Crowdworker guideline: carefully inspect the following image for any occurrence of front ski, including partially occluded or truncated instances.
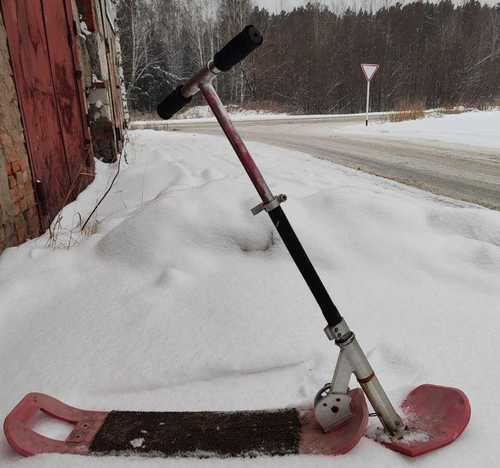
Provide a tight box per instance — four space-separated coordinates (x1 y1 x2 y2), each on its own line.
368 384 471 457
4 390 368 458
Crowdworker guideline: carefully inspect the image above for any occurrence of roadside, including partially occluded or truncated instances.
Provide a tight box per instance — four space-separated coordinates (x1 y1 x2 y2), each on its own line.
134 110 500 211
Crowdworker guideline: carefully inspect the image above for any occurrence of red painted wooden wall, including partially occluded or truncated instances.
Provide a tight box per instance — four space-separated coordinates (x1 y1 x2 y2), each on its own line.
1 0 94 228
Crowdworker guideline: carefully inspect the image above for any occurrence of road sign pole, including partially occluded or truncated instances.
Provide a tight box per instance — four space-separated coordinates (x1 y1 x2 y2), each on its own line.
361 64 379 127
365 80 370 126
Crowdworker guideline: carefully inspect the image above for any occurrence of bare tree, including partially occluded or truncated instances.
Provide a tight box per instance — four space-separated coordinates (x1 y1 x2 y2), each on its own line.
118 0 500 114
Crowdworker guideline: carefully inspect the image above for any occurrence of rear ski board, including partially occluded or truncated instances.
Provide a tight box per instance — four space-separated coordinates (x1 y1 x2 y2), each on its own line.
370 384 471 457
4 390 368 458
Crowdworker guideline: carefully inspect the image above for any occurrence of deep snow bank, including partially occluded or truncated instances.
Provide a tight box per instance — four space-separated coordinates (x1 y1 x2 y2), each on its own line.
0 130 499 468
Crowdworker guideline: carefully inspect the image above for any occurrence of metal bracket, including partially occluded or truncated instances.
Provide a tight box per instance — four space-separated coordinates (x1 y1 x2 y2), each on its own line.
314 346 354 432
207 60 222 75
314 319 406 437
251 194 287 216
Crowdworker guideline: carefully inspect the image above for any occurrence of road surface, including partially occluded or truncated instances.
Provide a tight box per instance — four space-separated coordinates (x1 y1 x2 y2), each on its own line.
132 117 500 210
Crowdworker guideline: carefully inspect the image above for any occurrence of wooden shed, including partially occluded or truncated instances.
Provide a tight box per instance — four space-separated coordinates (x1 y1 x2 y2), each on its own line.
0 0 126 253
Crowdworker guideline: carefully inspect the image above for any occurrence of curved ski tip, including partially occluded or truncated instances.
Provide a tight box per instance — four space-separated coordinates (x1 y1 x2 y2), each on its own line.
370 383 471 457
4 393 50 457
4 393 107 457
299 388 368 456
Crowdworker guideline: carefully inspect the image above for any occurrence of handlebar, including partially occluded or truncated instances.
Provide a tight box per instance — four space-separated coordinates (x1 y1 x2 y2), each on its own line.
157 25 263 120
213 25 263 72
157 86 192 120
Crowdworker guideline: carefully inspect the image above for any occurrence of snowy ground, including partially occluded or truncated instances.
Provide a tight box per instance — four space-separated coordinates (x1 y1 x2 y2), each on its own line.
177 105 288 120
1 129 499 467
338 109 500 151
132 105 393 127
133 105 289 125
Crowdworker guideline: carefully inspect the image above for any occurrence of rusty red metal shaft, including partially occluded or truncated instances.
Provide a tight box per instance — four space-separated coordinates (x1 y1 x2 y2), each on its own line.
199 83 275 204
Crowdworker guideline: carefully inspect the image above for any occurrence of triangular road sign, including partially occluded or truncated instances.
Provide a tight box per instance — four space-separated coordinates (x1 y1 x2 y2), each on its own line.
361 64 379 81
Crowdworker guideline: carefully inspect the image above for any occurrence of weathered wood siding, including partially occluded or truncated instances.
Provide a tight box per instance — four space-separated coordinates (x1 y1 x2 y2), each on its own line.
0 8 40 250
1 0 94 229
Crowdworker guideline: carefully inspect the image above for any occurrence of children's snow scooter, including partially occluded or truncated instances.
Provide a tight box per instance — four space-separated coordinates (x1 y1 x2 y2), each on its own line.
4 25 470 460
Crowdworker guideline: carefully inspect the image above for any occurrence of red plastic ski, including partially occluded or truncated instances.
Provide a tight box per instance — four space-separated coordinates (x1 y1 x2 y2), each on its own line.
369 384 471 457
3 393 107 457
4 389 368 458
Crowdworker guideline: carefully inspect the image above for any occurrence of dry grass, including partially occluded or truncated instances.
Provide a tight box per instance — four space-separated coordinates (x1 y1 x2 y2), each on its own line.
46 211 99 250
389 102 426 122
476 102 496 111
439 106 465 115
237 100 295 114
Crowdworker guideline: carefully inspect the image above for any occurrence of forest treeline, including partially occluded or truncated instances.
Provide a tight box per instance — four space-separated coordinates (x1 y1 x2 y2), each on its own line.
117 0 500 115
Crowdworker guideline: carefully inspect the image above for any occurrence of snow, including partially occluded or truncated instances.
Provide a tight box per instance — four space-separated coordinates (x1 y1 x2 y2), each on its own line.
1 128 500 468
130 438 145 449
134 110 395 127
176 105 289 120
79 20 92 38
367 425 430 445
338 109 500 151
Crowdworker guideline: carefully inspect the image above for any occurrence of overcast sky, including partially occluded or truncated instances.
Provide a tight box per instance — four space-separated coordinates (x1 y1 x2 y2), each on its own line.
252 0 498 13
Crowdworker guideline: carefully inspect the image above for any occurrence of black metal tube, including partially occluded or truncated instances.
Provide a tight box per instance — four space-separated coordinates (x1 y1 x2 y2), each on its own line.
268 206 343 327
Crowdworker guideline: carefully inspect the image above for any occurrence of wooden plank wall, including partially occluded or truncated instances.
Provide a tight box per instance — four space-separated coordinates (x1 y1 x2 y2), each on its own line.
1 0 94 228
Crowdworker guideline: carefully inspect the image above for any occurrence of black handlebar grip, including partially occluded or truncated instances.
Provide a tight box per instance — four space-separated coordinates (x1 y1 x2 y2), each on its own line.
157 85 192 120
213 25 263 72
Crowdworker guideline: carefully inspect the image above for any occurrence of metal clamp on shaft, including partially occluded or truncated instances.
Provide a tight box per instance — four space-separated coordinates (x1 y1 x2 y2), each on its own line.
324 319 352 342
251 194 287 215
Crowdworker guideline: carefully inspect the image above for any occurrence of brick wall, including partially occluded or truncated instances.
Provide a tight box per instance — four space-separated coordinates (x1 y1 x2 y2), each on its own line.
0 13 41 253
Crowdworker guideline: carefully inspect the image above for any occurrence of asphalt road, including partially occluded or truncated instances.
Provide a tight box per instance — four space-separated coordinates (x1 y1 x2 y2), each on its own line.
133 117 500 210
